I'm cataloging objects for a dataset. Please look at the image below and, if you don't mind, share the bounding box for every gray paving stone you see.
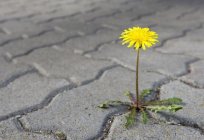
[158,81,204,129]
[0,34,22,49]
[0,56,30,84]
[156,33,204,59]
[0,30,79,57]
[179,8,204,23]
[0,20,52,37]
[181,60,204,88]
[15,47,114,84]
[0,0,204,138]
[63,28,120,52]
[105,113,204,140]
[0,72,68,116]
[88,43,195,76]
[20,67,166,139]
[40,19,106,35]
[0,119,55,140]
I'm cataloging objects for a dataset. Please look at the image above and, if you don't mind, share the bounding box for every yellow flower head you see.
[120,26,158,50]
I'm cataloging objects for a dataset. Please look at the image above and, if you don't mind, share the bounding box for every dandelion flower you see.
[120,26,158,50]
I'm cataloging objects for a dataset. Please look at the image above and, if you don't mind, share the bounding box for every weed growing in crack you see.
[98,26,183,128]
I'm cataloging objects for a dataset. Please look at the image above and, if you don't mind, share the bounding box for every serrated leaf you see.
[146,97,182,106]
[141,110,148,124]
[146,104,183,113]
[139,89,152,100]
[125,108,136,128]
[98,100,123,109]
[124,91,135,103]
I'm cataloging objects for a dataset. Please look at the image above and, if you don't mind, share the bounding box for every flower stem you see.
[136,48,140,108]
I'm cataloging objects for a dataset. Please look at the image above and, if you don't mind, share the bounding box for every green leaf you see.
[125,108,136,128]
[146,97,183,106]
[98,100,123,109]
[139,89,152,100]
[146,104,183,113]
[141,110,148,124]
[124,91,135,103]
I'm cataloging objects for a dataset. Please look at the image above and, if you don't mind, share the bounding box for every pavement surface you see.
[0,0,204,139]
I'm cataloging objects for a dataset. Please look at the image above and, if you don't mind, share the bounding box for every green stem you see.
[136,48,140,108]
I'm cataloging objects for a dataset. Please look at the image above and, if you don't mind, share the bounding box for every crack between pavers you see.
[36,12,81,24]
[0,64,118,123]
[84,54,202,139]
[130,5,172,21]
[154,23,203,49]
[0,13,38,24]
[155,112,204,135]
[87,108,129,140]
[131,11,157,21]
[93,71,204,140]
[10,26,114,60]
[13,116,67,140]
[0,68,37,89]
[11,34,81,59]
[85,10,122,23]
[86,7,101,14]
[0,28,54,47]
[176,7,200,20]
[87,73,172,140]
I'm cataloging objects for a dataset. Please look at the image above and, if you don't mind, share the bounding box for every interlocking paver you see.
[15,47,114,84]
[0,0,204,139]
[155,81,204,130]
[181,60,204,88]
[19,67,166,139]
[156,27,204,59]
[0,56,30,84]
[105,114,204,140]
[0,29,79,57]
[88,43,195,76]
[62,28,120,52]
[0,119,55,140]
[0,20,52,37]
[0,71,68,116]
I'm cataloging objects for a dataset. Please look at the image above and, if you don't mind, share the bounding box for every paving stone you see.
[0,0,204,139]
[0,33,22,49]
[20,67,166,140]
[0,72,68,116]
[0,56,30,85]
[88,43,195,76]
[0,20,52,37]
[0,30,79,57]
[40,18,106,35]
[105,113,204,140]
[158,81,204,129]
[15,47,114,84]
[63,28,120,52]
[181,60,204,88]
[151,26,185,46]
[156,32,204,59]
[0,119,55,140]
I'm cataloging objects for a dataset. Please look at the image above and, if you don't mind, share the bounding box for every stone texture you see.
[0,72,68,116]
[0,30,79,57]
[0,0,204,139]
[159,81,204,129]
[181,60,204,88]
[21,67,166,139]
[63,28,120,52]
[15,47,115,84]
[105,114,204,140]
[157,27,204,59]
[0,56,30,84]
[0,119,55,140]
[88,43,195,76]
